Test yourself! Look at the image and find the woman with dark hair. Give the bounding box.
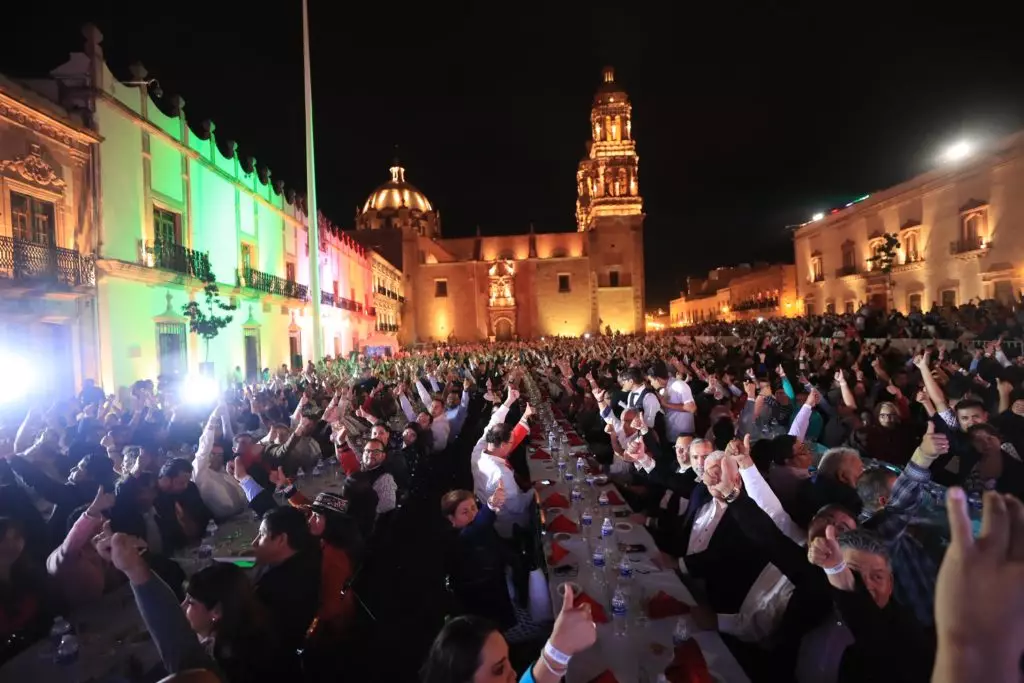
[99,532,283,683]
[182,563,284,683]
[421,583,596,683]
[402,421,433,504]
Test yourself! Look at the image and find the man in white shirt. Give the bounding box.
[470,386,520,475]
[647,365,697,441]
[192,404,248,520]
[474,405,533,538]
[397,381,450,453]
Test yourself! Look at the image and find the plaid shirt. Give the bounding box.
[864,460,940,627]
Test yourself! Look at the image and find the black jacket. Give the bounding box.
[254,548,322,655]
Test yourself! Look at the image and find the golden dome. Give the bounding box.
[361,165,433,214]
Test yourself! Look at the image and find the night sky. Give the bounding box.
[4,3,1024,308]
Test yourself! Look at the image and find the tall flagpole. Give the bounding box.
[302,0,323,361]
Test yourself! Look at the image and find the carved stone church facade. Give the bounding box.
[349,67,646,343]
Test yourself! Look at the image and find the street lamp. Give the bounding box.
[941,140,972,163]
[811,212,825,222]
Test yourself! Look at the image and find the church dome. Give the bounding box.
[361,164,433,214]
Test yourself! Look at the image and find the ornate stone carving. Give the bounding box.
[0,99,92,161]
[0,144,66,190]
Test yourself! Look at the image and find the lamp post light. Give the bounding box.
[941,140,972,164]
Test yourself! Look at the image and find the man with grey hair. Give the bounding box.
[792,446,865,528]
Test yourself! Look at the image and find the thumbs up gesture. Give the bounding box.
[808,524,843,570]
[548,583,598,661]
[487,479,507,511]
[919,420,949,460]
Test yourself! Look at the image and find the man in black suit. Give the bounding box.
[251,506,321,655]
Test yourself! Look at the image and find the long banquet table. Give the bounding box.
[525,428,750,683]
[0,471,346,683]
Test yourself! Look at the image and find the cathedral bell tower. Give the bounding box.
[575,66,642,232]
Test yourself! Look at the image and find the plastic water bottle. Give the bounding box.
[556,458,568,481]
[618,555,633,583]
[580,507,593,539]
[564,468,575,483]
[672,615,694,647]
[598,490,610,507]
[591,538,607,584]
[576,456,586,473]
[611,585,629,637]
[49,616,72,645]
[601,517,614,540]
[570,483,584,509]
[204,519,218,539]
[312,462,323,477]
[55,634,80,665]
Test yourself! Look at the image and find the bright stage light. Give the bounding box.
[0,354,32,403]
[811,212,825,222]
[942,140,972,163]
[181,374,219,405]
[583,333,591,339]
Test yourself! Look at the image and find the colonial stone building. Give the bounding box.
[794,132,1024,316]
[669,264,798,325]
[39,26,375,394]
[0,72,100,398]
[349,67,646,343]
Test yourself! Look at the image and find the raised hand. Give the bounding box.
[86,486,116,518]
[107,533,150,582]
[548,583,598,659]
[523,403,535,420]
[805,388,822,407]
[808,524,843,570]
[933,489,1024,682]
[885,383,903,398]
[231,456,248,482]
[488,479,507,511]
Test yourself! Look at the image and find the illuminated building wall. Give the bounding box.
[50,27,374,395]
[351,67,645,341]
[794,132,1024,315]
[0,73,101,397]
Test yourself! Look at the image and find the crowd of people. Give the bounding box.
[1,304,1024,682]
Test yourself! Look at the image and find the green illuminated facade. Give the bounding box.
[47,26,377,395]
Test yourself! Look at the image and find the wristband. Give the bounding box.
[823,560,847,575]
[282,484,298,498]
[541,654,567,677]
[543,641,571,667]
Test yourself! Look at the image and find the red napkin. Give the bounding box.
[574,591,608,623]
[543,492,570,508]
[567,433,585,447]
[647,591,690,620]
[605,490,625,505]
[587,671,619,683]
[664,639,712,683]
[548,541,570,565]
[547,515,579,534]
[530,448,552,460]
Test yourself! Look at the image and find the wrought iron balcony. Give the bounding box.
[375,285,404,302]
[950,237,986,255]
[376,322,399,333]
[236,267,308,300]
[321,291,335,306]
[139,239,212,280]
[0,236,94,288]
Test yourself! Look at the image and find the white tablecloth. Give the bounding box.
[526,437,749,683]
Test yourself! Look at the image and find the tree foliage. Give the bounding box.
[182,271,237,362]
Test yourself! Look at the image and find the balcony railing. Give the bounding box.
[0,236,94,287]
[376,322,399,333]
[732,297,779,312]
[835,265,859,278]
[375,285,404,302]
[139,239,212,280]
[237,267,308,300]
[951,237,986,255]
[321,291,335,306]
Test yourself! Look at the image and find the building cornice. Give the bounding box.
[0,92,99,162]
[96,91,306,230]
